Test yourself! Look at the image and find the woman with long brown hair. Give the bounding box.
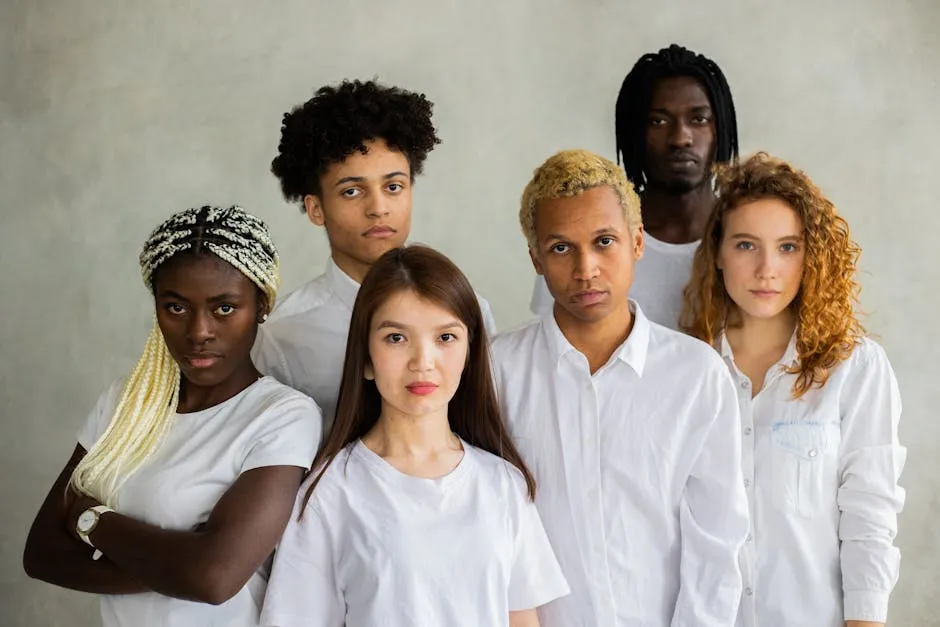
[260,245,568,627]
[681,153,906,627]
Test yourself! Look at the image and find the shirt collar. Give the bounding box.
[325,257,361,311]
[540,299,650,376]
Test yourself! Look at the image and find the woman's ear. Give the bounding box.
[257,293,271,324]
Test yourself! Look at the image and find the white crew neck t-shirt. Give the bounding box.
[260,439,570,627]
[528,234,699,330]
[77,376,323,627]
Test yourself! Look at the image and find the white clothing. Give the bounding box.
[491,303,749,627]
[719,333,906,626]
[77,376,323,627]
[529,234,699,330]
[253,257,498,432]
[260,440,570,627]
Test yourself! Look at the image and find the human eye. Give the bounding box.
[597,236,616,248]
[385,333,405,344]
[165,303,186,315]
[341,187,361,198]
[780,242,800,253]
[648,116,667,127]
[735,241,755,251]
[387,182,405,193]
[549,242,570,254]
[439,332,459,343]
[215,304,236,316]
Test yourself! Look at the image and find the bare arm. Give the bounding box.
[509,609,540,627]
[23,444,149,594]
[845,622,883,627]
[72,464,305,605]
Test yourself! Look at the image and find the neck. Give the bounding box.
[362,404,460,459]
[640,183,715,244]
[553,299,634,374]
[330,250,370,285]
[726,307,797,356]
[177,362,259,413]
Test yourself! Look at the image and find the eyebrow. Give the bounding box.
[544,226,619,241]
[649,104,712,115]
[334,171,409,188]
[157,290,243,302]
[376,320,464,331]
[728,232,802,241]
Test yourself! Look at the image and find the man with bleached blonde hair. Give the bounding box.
[492,148,749,627]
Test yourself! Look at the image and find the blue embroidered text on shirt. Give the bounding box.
[770,420,838,459]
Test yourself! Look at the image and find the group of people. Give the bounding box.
[23,44,906,627]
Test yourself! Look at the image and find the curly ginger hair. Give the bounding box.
[680,152,864,397]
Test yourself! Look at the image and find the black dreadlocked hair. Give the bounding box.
[615,44,738,192]
[272,79,441,212]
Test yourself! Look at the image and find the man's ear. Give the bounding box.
[528,246,544,276]
[633,225,645,261]
[304,194,326,227]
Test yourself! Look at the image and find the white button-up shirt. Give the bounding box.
[491,303,749,627]
[720,333,906,627]
[253,258,497,432]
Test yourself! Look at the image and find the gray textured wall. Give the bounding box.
[2,1,937,624]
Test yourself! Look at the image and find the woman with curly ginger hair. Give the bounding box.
[680,153,906,627]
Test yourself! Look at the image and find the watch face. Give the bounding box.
[77,510,97,534]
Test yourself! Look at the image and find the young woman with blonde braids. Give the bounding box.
[23,205,322,627]
[680,153,906,627]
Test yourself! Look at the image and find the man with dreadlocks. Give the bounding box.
[24,206,322,627]
[252,79,496,432]
[529,44,738,330]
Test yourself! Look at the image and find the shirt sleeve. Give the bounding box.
[76,378,125,451]
[252,324,295,387]
[838,341,906,622]
[672,367,749,627]
[260,487,345,627]
[241,393,323,472]
[507,473,570,612]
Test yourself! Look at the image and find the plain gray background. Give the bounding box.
[2,0,937,624]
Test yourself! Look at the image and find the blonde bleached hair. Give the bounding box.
[680,153,863,397]
[519,149,642,249]
[69,205,280,505]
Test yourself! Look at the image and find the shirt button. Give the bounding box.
[744,479,751,488]
[744,426,753,435]
[740,380,750,389]
[746,533,753,542]
[808,448,818,458]
[745,587,753,596]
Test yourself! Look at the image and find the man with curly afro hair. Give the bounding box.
[252,79,496,431]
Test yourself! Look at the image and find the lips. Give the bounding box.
[363,225,397,239]
[185,353,223,368]
[749,290,781,298]
[406,382,439,396]
[572,290,607,306]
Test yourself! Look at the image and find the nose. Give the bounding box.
[187,309,216,345]
[668,120,693,148]
[366,190,390,218]
[408,339,435,373]
[573,249,600,282]
[756,250,779,280]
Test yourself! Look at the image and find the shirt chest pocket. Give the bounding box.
[769,403,841,518]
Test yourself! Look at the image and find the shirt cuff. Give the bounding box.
[844,589,890,622]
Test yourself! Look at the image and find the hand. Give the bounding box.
[66,491,104,543]
[845,621,883,627]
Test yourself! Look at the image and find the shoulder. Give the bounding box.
[491,319,542,358]
[647,322,727,373]
[268,273,332,321]
[466,444,531,500]
[232,378,324,436]
[836,336,897,382]
[300,446,357,510]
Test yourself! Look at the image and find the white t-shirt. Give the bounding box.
[528,234,699,329]
[260,440,570,627]
[253,258,498,432]
[77,376,323,627]
[719,333,906,627]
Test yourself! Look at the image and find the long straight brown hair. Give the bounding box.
[301,245,536,512]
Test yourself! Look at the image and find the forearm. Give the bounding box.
[24,523,148,594]
[846,621,883,627]
[90,513,240,605]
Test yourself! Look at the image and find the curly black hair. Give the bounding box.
[272,79,441,212]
